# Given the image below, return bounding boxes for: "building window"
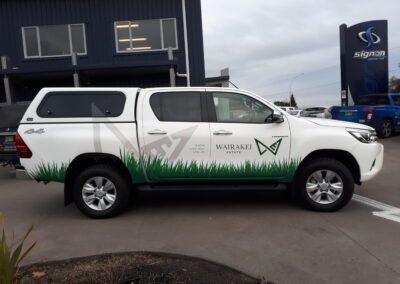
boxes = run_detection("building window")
[114,18,178,53]
[22,24,87,58]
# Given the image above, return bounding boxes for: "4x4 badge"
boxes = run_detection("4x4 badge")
[254,138,283,156]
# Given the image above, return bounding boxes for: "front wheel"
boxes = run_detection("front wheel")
[296,158,354,212]
[73,164,131,218]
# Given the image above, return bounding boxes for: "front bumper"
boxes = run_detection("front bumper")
[360,143,384,182]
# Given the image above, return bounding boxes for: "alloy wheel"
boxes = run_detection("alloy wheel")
[82,176,117,211]
[306,170,343,205]
[382,121,392,138]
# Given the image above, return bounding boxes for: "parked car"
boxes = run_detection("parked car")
[0,103,29,166]
[330,94,400,138]
[302,107,332,119]
[17,87,383,218]
[288,110,303,117]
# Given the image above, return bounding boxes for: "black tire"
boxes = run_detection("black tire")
[296,158,354,212]
[73,164,131,218]
[378,119,393,138]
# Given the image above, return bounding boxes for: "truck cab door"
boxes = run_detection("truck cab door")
[207,91,293,181]
[138,89,210,182]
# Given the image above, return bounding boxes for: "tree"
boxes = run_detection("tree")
[290,94,298,108]
[389,76,400,93]
[273,100,291,107]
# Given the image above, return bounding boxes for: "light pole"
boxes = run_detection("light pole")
[289,73,304,107]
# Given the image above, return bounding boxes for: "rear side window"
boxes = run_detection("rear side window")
[392,95,400,106]
[150,92,202,122]
[357,95,390,106]
[37,92,126,118]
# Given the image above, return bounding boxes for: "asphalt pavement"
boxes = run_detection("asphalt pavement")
[0,136,399,283]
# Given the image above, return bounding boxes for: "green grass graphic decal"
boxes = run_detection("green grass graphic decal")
[120,149,147,183]
[30,162,69,183]
[30,151,300,184]
[121,149,300,183]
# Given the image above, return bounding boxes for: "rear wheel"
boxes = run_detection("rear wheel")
[73,164,131,218]
[379,119,393,138]
[296,158,354,212]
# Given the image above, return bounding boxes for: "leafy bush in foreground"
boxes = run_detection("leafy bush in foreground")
[0,212,36,284]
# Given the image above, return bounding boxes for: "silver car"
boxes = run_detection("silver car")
[302,107,332,119]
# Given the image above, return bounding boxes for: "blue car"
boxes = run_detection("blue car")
[330,94,400,138]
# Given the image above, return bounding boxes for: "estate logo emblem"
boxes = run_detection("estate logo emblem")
[255,138,282,156]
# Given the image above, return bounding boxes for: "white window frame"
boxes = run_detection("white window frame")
[114,18,178,54]
[21,23,87,59]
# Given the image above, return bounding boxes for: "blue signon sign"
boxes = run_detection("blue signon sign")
[340,20,389,106]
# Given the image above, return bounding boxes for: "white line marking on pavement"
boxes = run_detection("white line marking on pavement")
[352,194,400,223]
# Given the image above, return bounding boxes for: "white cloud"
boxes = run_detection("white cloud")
[201,0,400,108]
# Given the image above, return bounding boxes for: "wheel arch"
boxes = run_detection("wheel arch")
[64,153,131,206]
[383,116,394,124]
[295,149,361,185]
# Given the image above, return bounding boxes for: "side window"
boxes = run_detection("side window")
[392,96,400,106]
[37,92,126,118]
[211,92,273,123]
[376,96,390,105]
[150,92,202,122]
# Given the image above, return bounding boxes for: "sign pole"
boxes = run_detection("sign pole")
[339,24,348,106]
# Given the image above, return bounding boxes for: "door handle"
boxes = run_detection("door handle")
[148,129,167,135]
[213,130,233,136]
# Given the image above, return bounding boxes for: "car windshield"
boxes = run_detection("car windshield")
[0,104,29,129]
[288,110,299,115]
[356,95,390,106]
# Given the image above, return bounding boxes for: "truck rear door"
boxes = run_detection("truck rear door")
[137,88,210,182]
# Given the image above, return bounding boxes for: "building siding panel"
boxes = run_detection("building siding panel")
[0,0,205,102]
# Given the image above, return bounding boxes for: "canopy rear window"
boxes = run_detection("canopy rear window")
[37,92,126,118]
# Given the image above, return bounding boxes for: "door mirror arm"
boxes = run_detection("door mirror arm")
[265,114,284,124]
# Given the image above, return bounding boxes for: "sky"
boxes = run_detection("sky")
[201,0,400,108]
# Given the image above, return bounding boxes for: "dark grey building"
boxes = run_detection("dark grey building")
[0,0,206,103]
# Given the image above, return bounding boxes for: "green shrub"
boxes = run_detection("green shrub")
[0,213,36,284]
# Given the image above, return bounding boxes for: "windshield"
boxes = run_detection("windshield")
[356,95,390,106]
[0,104,29,129]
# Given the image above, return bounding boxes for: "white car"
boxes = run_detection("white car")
[288,110,303,117]
[17,87,384,218]
[302,107,332,119]
[279,106,296,112]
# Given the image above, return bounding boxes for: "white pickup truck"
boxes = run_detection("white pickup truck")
[17,87,384,218]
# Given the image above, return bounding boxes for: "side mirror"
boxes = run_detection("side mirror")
[265,113,284,124]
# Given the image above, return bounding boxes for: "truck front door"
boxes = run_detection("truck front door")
[139,89,210,182]
[207,91,293,181]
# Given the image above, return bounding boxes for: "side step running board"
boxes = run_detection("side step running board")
[137,182,288,192]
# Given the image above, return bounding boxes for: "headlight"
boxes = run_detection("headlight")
[346,128,378,144]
